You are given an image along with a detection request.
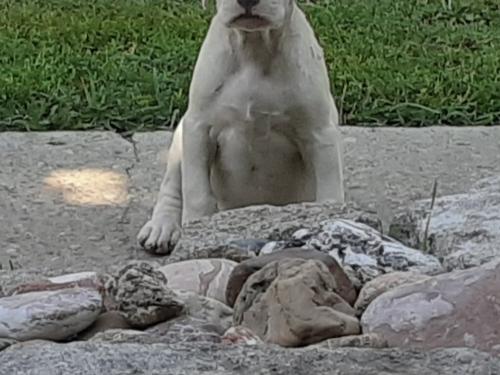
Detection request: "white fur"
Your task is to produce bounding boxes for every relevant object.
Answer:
[138,0,344,254]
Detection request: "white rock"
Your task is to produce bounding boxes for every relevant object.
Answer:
[48,272,97,284]
[0,288,102,341]
[342,247,378,267]
[301,219,443,285]
[259,242,282,255]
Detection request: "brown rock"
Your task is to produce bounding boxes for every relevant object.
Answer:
[354,272,431,315]
[226,248,356,307]
[78,312,131,340]
[361,258,500,355]
[159,259,236,304]
[233,258,360,347]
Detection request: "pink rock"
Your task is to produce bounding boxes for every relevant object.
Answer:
[9,272,102,296]
[159,259,236,304]
[222,326,261,345]
[361,258,500,354]
[354,271,431,315]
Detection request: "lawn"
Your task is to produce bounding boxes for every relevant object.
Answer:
[0,0,499,131]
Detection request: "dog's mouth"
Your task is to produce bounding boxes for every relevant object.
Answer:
[230,13,270,30]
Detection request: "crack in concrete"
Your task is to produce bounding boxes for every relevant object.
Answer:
[118,132,140,163]
[116,132,140,226]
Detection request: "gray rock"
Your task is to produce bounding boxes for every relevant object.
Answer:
[0,338,17,351]
[175,291,233,332]
[310,333,389,350]
[0,288,102,341]
[361,258,500,355]
[390,175,500,271]
[146,316,223,343]
[1,341,499,375]
[84,291,233,343]
[90,329,149,343]
[91,316,224,344]
[169,201,381,263]
[78,312,131,340]
[106,261,184,328]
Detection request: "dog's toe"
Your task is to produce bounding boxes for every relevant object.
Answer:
[137,224,153,247]
[170,229,181,247]
[158,225,181,255]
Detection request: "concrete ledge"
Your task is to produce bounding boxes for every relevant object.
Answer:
[1,126,499,276]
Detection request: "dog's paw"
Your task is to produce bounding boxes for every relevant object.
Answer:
[137,217,181,255]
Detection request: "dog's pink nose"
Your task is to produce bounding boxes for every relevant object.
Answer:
[237,0,259,11]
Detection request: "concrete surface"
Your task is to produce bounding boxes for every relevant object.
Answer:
[1,127,499,279]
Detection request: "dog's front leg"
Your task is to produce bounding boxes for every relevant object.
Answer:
[137,124,183,254]
[181,115,218,224]
[301,125,345,204]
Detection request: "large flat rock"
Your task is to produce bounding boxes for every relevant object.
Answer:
[1,127,499,281]
[0,341,498,375]
[0,132,158,285]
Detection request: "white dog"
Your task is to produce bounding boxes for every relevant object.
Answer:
[138,0,344,254]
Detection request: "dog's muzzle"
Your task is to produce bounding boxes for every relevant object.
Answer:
[230,12,270,30]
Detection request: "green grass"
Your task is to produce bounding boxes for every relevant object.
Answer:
[0,0,499,131]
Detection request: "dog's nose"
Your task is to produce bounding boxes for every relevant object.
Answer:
[237,0,259,11]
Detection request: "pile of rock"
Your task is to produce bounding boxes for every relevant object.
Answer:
[1,176,500,374]
[0,260,235,347]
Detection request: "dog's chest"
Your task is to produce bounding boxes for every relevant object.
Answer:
[212,67,291,129]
